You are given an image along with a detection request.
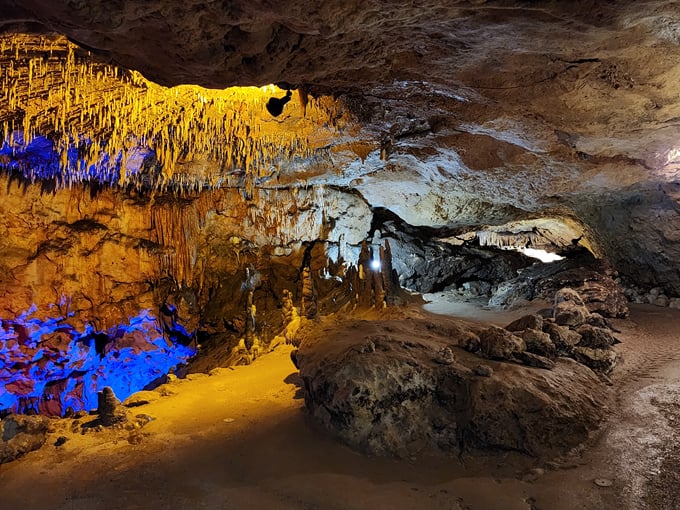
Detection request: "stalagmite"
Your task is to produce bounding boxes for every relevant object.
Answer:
[357,240,372,308]
[301,266,317,319]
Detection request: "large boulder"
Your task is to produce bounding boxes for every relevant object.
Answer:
[578,280,629,318]
[0,414,50,464]
[297,315,608,458]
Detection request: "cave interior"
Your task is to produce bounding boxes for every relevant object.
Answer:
[1,1,680,508]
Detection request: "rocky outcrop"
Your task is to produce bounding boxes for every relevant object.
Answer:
[499,288,620,374]
[489,254,630,318]
[0,414,50,464]
[297,312,607,458]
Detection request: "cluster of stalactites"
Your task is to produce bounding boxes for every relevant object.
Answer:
[476,230,538,250]
[0,34,351,193]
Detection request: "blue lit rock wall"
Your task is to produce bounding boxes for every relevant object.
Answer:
[0,307,194,416]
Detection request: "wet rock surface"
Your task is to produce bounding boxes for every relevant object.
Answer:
[296,310,607,458]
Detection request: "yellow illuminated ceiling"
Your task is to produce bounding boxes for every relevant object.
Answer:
[0,34,356,191]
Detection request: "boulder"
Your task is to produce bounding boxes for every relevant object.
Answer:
[505,314,543,332]
[542,322,582,355]
[478,326,526,360]
[576,325,619,349]
[553,289,591,327]
[573,347,618,374]
[467,358,605,455]
[520,329,556,358]
[554,288,585,306]
[457,331,480,353]
[297,316,607,458]
[0,414,50,464]
[586,312,609,329]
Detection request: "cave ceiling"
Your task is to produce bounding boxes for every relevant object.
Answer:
[0,0,679,291]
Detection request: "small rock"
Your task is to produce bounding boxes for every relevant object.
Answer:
[127,433,143,445]
[522,467,545,483]
[473,364,493,377]
[594,478,613,487]
[135,414,154,424]
[360,340,376,354]
[671,298,680,310]
[513,351,556,370]
[223,418,236,423]
[655,295,670,307]
[434,346,455,364]
[54,436,68,447]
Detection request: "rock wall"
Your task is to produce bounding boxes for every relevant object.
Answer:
[0,175,376,415]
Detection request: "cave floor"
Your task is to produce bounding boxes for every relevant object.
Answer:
[0,304,679,510]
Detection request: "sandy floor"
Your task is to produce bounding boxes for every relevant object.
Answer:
[0,303,679,510]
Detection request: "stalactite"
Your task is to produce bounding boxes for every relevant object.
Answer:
[0,34,355,193]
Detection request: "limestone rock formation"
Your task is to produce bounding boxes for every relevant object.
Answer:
[0,414,50,464]
[297,313,607,458]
